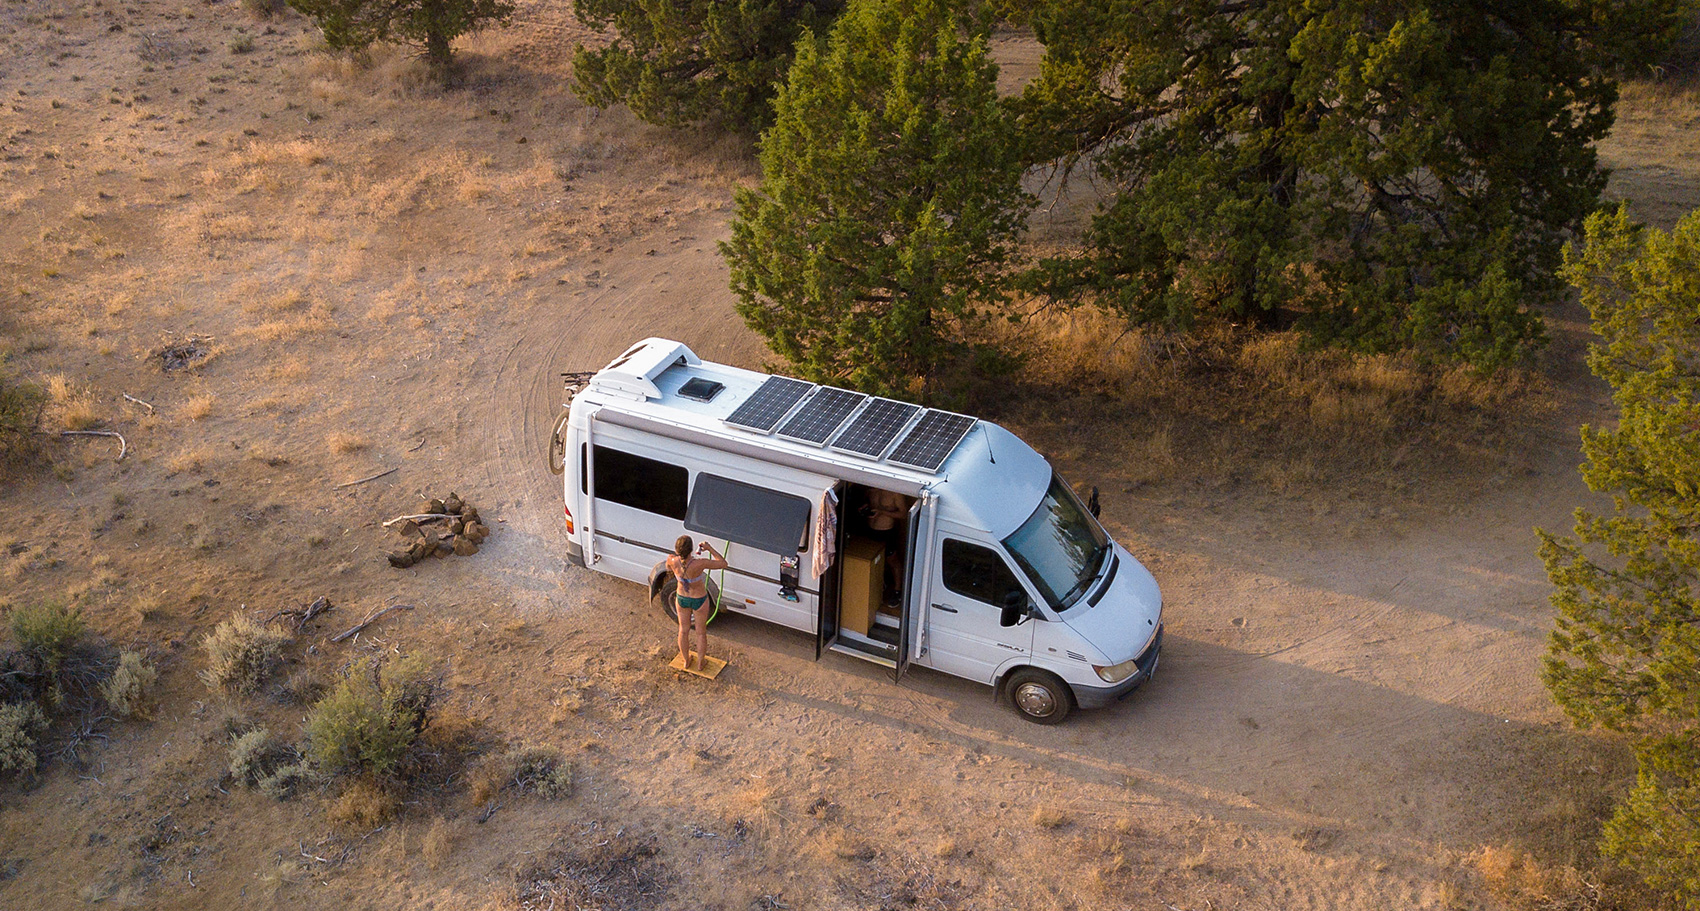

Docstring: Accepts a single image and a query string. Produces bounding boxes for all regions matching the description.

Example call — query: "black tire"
[1005,668,1074,725]
[652,574,719,624]
[653,574,681,622]
[547,410,570,475]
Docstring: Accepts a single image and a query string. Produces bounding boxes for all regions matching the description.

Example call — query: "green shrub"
[0,702,45,778]
[240,0,287,17]
[510,747,573,799]
[200,616,290,695]
[9,603,84,674]
[99,650,157,719]
[0,372,42,474]
[305,656,434,779]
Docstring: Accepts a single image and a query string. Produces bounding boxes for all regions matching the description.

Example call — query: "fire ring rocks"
[386,492,490,568]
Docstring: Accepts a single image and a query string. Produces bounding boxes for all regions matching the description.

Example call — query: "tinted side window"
[593,445,688,519]
[941,539,1026,607]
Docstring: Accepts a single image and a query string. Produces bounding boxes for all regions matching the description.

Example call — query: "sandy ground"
[1,2,1696,909]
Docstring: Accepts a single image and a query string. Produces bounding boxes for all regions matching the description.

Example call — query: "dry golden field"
[3,2,1699,909]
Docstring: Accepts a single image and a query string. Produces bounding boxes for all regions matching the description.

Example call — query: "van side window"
[593,445,688,519]
[941,539,1026,607]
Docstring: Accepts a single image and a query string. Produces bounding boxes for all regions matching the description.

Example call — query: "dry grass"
[984,310,1553,501]
[326,431,369,454]
[45,374,101,430]
[181,393,214,421]
[421,817,452,869]
[329,778,401,832]
[1471,845,1610,911]
[1031,806,1071,830]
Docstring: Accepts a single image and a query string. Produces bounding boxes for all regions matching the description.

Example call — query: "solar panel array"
[718,377,976,474]
[725,375,814,433]
[778,387,867,445]
[887,410,977,472]
[830,398,921,458]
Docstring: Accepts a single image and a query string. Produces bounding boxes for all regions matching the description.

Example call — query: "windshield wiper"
[1059,544,1111,607]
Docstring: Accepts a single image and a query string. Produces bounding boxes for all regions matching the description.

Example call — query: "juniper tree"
[1015,0,1681,369]
[721,0,1032,399]
[290,0,514,85]
[1540,205,1700,907]
[572,0,843,135]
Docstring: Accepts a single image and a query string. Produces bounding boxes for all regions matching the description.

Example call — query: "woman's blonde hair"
[674,535,693,557]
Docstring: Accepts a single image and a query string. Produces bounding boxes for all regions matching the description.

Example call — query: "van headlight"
[1093,656,1140,684]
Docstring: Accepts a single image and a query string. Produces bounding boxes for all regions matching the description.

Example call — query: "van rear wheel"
[1006,669,1074,725]
[653,575,718,624]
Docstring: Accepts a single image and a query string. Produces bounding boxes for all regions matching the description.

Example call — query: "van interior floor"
[836,628,897,659]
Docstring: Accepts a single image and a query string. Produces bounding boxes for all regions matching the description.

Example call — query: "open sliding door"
[895,493,935,681]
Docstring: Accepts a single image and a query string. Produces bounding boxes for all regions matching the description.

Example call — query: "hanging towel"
[812,487,838,578]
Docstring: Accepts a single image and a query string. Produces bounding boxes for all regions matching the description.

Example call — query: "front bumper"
[1073,625,1163,709]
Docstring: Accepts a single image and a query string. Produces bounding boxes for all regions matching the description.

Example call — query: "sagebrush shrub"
[100,650,157,718]
[200,616,290,694]
[510,748,573,799]
[9,602,84,673]
[229,727,293,785]
[0,372,42,474]
[305,656,434,778]
[0,702,45,778]
[258,762,315,800]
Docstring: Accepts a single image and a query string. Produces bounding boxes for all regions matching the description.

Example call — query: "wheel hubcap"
[1014,682,1056,717]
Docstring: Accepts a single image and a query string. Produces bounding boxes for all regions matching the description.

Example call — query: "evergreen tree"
[1017,0,1681,369]
[721,0,1032,399]
[572,0,844,135]
[290,0,514,85]
[1540,205,1700,908]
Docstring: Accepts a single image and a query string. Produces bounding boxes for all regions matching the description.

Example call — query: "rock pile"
[386,492,491,568]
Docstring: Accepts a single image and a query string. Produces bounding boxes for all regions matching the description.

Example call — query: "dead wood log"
[329,604,414,643]
[333,466,397,490]
[382,513,455,528]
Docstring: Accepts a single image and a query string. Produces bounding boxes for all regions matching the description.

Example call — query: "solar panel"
[725,376,815,433]
[777,387,866,445]
[830,398,921,458]
[888,410,976,472]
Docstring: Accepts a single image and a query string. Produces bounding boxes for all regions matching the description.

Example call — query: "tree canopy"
[1016,0,1682,369]
[1540,205,1700,907]
[290,0,514,84]
[572,0,844,135]
[721,0,1032,399]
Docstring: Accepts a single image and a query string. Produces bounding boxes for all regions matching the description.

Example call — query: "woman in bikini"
[669,535,727,671]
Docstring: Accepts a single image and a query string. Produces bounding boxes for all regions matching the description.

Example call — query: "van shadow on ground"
[712,618,1627,866]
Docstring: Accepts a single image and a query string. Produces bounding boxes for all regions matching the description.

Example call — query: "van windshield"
[1001,472,1109,613]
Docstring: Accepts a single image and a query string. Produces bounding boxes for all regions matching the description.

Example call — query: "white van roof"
[580,339,1052,537]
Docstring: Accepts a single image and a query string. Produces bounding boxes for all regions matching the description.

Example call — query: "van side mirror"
[1088,486,1101,519]
[999,590,1029,628]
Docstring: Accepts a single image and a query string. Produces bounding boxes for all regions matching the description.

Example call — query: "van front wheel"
[1006,669,1074,725]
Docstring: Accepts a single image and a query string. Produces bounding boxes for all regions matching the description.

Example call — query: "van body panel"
[1059,544,1163,665]
[925,423,1051,538]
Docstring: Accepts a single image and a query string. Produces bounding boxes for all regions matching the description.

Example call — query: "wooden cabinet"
[839,538,884,636]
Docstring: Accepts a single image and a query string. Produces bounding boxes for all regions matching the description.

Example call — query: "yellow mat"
[669,653,727,679]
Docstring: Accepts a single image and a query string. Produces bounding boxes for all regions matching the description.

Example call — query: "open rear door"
[894,493,935,681]
[815,482,847,660]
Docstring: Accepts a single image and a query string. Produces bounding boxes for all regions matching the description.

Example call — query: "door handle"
[932,604,957,613]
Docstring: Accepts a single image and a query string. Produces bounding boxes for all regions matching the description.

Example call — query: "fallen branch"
[267,596,333,631]
[382,512,454,528]
[330,604,414,643]
[55,430,127,461]
[122,393,155,414]
[333,466,397,490]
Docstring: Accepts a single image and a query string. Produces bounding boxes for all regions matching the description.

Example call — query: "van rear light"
[563,504,574,535]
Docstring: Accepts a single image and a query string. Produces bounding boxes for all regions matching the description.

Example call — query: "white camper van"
[550,338,1163,723]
